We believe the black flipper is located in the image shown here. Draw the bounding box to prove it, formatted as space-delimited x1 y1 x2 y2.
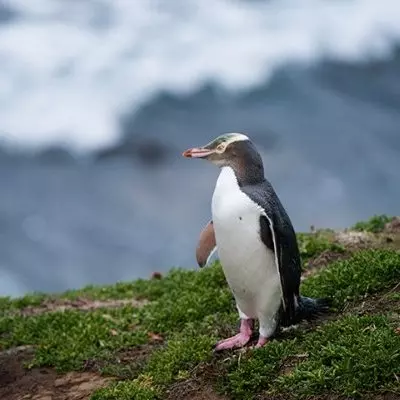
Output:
241 179 329 326
259 214 298 324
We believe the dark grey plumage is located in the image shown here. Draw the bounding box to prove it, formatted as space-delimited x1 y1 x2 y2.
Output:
231 140 329 326
242 180 329 327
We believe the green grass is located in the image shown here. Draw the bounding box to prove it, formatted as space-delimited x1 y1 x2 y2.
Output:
145 332 216 386
0 292 49 314
224 314 400 399
0 270 212 314
296 230 345 266
387 292 400 301
0 305 149 372
1 217 400 400
91 377 161 400
352 214 394 233
302 249 400 308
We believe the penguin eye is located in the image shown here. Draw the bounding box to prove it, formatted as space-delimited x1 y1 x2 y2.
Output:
216 144 225 153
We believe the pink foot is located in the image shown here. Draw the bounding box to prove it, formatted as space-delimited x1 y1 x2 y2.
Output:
214 319 253 352
255 335 269 348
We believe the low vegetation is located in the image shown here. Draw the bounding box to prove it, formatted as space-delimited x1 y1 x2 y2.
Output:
351 214 395 233
1 215 399 400
297 230 344 265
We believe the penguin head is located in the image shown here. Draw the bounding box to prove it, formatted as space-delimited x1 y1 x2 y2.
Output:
182 133 252 167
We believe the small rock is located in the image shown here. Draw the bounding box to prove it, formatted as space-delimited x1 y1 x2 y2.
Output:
335 231 372 246
54 377 68 387
78 381 101 392
151 272 162 280
148 332 164 342
384 216 400 233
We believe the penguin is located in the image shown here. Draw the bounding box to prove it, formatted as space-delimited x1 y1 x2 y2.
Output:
183 133 329 351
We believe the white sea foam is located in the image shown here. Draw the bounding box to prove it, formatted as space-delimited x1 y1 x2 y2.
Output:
1 0 400 152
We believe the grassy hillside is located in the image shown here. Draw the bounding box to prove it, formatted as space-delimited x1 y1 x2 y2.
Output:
1 215 400 400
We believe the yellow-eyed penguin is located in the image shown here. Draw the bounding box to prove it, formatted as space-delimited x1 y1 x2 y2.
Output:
183 133 329 350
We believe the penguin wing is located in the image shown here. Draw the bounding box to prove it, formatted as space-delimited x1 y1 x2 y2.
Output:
196 220 217 267
241 182 301 322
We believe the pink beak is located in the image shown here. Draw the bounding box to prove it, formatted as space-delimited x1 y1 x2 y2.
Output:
182 147 214 158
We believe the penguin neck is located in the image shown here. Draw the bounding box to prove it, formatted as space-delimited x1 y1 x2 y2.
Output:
222 150 265 187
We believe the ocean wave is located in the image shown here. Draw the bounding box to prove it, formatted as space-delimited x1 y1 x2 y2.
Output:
1 0 400 152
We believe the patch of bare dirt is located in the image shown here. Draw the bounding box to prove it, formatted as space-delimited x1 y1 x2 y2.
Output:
308 249 350 269
302 249 351 279
0 347 112 400
302 226 400 281
17 297 148 317
347 282 400 317
117 344 158 366
167 383 229 400
372 394 400 400
279 353 309 376
307 396 400 400
333 227 400 253
166 361 229 400
80 341 163 382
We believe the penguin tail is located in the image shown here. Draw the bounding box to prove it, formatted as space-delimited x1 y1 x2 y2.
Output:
297 296 331 321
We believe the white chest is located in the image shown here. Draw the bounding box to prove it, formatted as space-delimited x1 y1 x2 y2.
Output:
211 167 263 248
211 167 281 319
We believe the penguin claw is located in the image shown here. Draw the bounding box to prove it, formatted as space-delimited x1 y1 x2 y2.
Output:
213 333 251 352
254 335 269 348
213 319 254 352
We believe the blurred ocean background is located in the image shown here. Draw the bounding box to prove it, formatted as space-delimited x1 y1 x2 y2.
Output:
1 0 400 297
